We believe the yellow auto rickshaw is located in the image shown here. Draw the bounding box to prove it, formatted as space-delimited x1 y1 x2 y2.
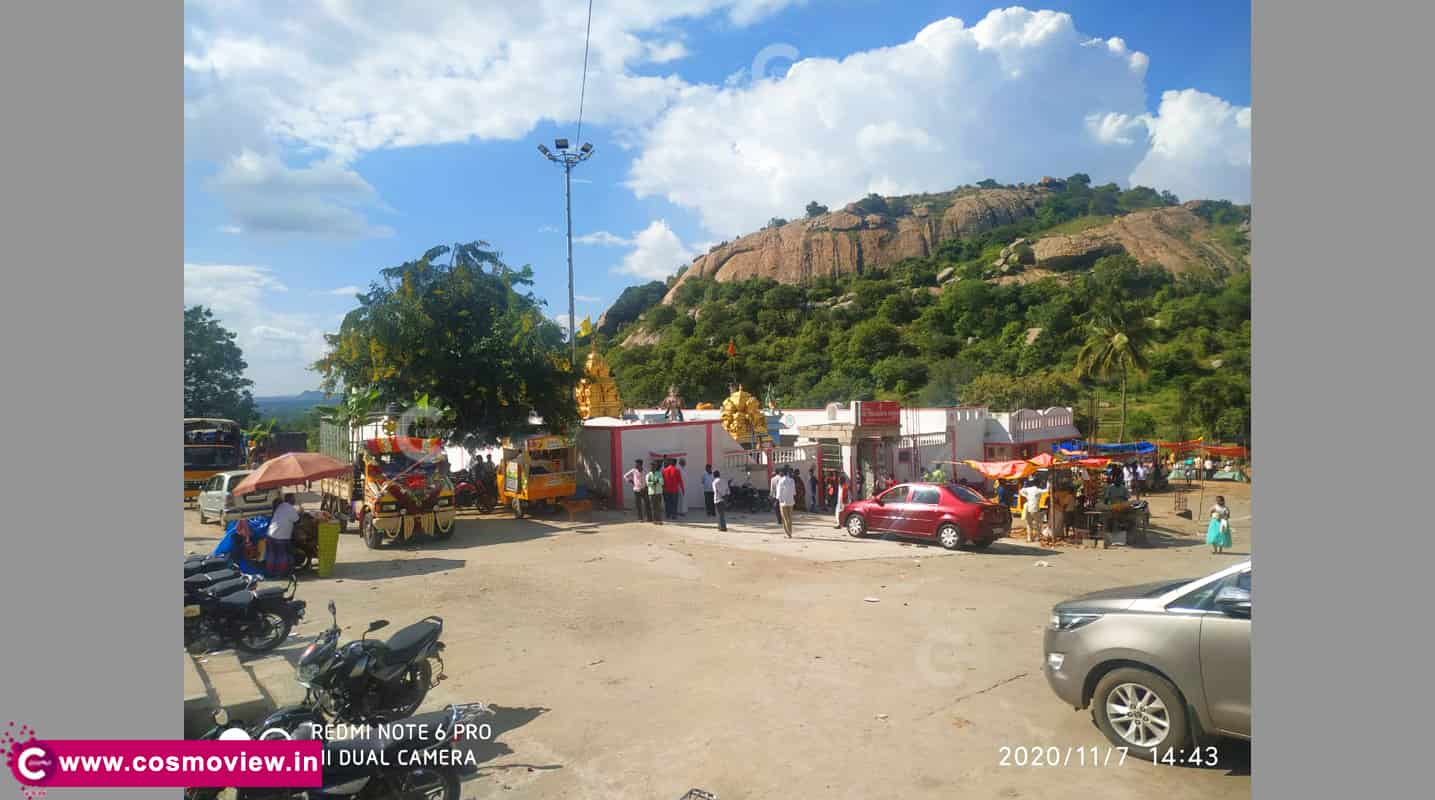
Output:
356 436 457 549
497 433 577 518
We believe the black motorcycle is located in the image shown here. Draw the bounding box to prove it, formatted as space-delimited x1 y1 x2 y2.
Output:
184 560 306 655
282 601 446 726
187 702 491 800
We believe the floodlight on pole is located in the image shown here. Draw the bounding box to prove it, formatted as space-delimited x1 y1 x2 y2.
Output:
538 140 595 369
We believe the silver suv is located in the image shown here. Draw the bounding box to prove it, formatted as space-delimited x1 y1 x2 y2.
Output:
1043 560 1251 758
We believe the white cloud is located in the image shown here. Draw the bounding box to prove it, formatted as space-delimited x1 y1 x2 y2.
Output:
575 230 633 246
1130 89 1251 203
183 1 802 161
320 285 363 297
208 150 394 238
537 224 561 233
614 220 696 280
628 8 1248 235
576 294 603 303
185 263 333 394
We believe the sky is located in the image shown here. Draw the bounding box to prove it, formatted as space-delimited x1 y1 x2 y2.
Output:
182 0 1252 396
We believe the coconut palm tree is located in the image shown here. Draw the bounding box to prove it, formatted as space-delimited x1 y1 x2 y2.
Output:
1075 311 1151 443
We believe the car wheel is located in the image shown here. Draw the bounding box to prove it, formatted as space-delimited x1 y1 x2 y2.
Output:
844 513 866 538
937 523 963 550
1091 667 1189 759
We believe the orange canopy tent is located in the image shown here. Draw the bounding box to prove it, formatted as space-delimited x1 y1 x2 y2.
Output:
1027 452 1059 468
230 452 351 496
962 459 1038 481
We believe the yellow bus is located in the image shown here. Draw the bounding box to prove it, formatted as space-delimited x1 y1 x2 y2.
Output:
184 418 246 502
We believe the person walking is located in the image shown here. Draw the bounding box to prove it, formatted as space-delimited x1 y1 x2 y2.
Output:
1019 480 1045 543
769 468 785 526
1207 496 1232 554
1204 457 1215 481
1050 480 1075 541
662 460 683 519
712 469 730 532
702 464 716 517
623 459 649 522
776 468 797 538
807 468 821 514
645 463 665 524
832 472 848 529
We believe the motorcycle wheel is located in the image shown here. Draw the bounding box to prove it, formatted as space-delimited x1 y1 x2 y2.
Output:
236 611 291 654
455 489 475 509
292 547 313 571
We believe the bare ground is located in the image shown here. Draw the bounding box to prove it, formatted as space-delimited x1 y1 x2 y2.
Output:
183 480 1252 800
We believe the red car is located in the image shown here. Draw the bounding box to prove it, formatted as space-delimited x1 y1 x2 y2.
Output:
840 482 1012 550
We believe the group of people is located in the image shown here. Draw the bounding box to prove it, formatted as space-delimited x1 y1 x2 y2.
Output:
622 458 694 526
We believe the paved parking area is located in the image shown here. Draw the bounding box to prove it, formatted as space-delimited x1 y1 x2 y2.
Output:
183 483 1252 799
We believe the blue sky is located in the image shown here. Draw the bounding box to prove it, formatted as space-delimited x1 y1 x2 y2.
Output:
183 0 1251 395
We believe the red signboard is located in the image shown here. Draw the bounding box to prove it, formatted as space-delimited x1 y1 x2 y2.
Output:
855 400 900 427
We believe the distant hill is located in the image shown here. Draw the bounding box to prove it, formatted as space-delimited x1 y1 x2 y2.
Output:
254 390 329 418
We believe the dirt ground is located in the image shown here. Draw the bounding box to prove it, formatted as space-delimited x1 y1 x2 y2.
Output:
183 480 1252 800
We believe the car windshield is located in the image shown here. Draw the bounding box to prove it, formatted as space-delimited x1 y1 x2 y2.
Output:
185 446 242 470
946 484 987 504
1143 578 1197 597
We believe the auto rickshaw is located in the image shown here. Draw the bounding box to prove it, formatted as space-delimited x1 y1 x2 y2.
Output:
497 433 577 518
354 436 457 549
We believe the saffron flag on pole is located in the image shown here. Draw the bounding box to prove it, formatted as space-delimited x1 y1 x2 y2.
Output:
727 340 736 358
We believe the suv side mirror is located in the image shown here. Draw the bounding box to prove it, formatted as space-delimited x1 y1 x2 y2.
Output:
1214 585 1251 618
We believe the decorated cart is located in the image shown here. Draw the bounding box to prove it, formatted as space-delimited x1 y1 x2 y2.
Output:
355 436 457 549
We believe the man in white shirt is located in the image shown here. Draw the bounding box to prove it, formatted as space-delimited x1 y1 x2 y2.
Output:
702 464 716 517
711 469 730 532
622 459 648 522
267 493 300 576
777 470 797 538
1019 481 1045 543
770 469 785 526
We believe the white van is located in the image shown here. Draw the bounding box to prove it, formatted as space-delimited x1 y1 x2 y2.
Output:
196 470 280 525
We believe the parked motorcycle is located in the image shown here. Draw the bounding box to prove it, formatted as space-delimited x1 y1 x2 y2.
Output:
451 468 497 513
187 702 491 800
278 601 446 726
184 561 305 655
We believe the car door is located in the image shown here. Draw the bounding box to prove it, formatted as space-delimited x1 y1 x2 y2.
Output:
1199 568 1252 736
901 486 943 537
199 475 223 515
868 486 908 533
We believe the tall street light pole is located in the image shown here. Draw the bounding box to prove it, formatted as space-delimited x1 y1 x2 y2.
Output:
537 138 594 370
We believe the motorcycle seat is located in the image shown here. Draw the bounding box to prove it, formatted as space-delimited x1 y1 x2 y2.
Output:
218 591 256 611
184 569 241 590
184 557 230 577
193 577 250 599
380 618 443 667
254 585 287 601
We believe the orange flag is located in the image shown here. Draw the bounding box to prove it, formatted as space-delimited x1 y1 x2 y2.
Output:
726 340 736 358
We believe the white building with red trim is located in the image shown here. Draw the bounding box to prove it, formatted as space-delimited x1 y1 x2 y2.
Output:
578 402 1079 512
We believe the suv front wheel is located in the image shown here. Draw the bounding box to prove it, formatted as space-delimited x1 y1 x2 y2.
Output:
1091 667 1189 759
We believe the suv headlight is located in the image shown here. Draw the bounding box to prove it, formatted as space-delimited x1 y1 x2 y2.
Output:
1050 612 1103 631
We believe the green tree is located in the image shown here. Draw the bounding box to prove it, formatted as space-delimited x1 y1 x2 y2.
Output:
766 217 789 229
184 305 257 422
805 201 829 218
314 242 577 444
1075 311 1151 442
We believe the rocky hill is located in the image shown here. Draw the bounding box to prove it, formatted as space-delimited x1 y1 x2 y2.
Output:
660 182 1248 305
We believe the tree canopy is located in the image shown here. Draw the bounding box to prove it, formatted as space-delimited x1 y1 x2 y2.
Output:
184 305 257 423
314 242 578 443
